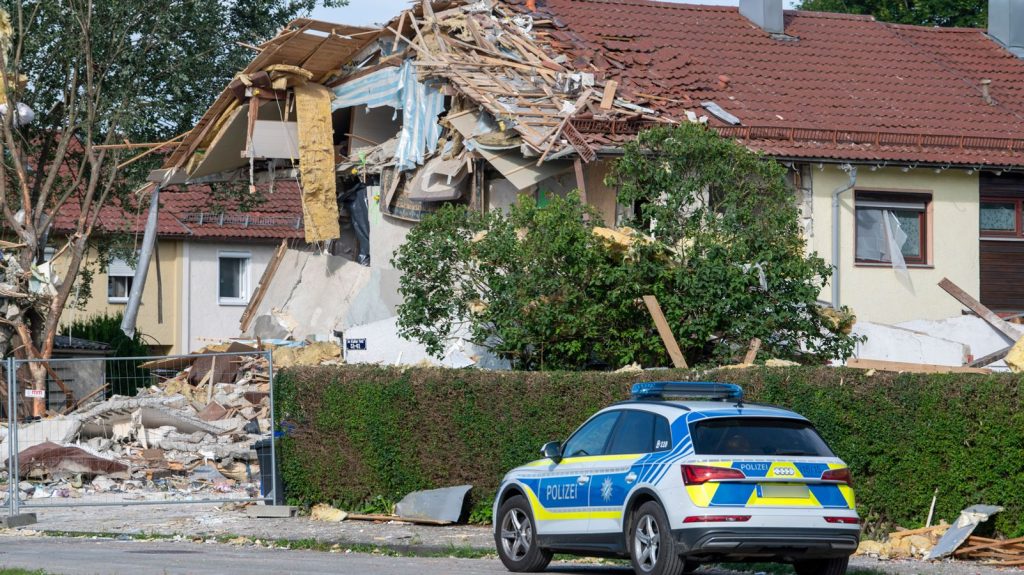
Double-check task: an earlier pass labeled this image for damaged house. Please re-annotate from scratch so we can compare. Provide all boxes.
[54,182,305,354]
[132,0,1024,367]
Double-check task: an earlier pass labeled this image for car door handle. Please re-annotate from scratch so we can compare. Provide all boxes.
[625,472,637,484]
[578,476,590,485]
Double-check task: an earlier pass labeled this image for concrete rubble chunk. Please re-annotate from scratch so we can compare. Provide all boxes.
[394,485,472,524]
[0,419,82,464]
[310,503,348,522]
[77,399,223,438]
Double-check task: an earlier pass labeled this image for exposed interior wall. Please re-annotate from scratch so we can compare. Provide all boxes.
[183,240,277,352]
[348,105,401,155]
[808,164,979,324]
[344,188,415,329]
[59,240,183,354]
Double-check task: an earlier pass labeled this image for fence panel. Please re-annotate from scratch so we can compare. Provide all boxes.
[4,350,275,510]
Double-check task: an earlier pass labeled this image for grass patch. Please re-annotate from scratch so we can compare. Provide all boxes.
[0,569,52,575]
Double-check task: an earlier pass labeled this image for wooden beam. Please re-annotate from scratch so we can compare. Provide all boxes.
[938,277,1021,341]
[240,239,289,332]
[643,295,688,369]
[600,80,618,110]
[573,158,588,205]
[968,345,1011,367]
[845,358,991,375]
[743,338,761,365]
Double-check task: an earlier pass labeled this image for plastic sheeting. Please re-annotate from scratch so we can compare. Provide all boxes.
[331,61,443,172]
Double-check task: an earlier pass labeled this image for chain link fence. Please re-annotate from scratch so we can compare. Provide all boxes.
[2,350,277,513]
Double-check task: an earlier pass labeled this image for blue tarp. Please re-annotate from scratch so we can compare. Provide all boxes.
[331,61,444,172]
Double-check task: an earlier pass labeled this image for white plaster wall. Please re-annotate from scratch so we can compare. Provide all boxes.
[183,240,277,352]
[809,165,979,324]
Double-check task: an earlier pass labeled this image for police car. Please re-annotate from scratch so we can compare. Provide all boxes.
[493,382,858,575]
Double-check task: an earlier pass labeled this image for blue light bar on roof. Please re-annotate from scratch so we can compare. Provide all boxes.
[630,381,743,401]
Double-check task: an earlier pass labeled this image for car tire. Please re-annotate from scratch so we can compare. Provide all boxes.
[495,495,553,572]
[629,501,685,575]
[794,556,849,575]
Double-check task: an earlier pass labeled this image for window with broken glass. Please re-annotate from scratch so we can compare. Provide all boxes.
[107,257,135,303]
[854,192,929,266]
[980,198,1023,238]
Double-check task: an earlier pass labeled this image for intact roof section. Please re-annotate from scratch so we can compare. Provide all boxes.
[51,180,305,240]
[526,0,1024,166]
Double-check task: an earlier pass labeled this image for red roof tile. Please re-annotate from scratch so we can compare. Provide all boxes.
[53,180,305,241]
[529,0,1024,166]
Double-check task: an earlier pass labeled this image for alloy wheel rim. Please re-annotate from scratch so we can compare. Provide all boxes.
[634,513,660,572]
[500,508,532,561]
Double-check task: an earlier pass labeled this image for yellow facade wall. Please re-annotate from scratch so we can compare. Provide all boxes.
[808,165,979,324]
[57,240,183,354]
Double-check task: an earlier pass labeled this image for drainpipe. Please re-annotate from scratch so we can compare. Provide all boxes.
[831,165,857,309]
[121,184,161,338]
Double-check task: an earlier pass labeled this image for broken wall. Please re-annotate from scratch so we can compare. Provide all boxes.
[809,165,979,323]
[243,246,371,342]
[183,240,279,353]
[348,105,400,155]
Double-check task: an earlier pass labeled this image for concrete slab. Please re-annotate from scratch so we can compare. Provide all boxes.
[898,315,1022,370]
[0,419,82,464]
[848,321,968,367]
[342,316,510,369]
[395,485,472,524]
[0,513,37,528]
[246,505,294,519]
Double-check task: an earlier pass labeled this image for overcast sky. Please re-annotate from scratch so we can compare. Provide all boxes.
[311,0,801,28]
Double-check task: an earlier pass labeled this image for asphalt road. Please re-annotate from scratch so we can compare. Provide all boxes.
[0,536,627,575]
[1,536,1020,575]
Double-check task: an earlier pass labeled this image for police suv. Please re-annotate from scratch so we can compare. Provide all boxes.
[493,382,859,575]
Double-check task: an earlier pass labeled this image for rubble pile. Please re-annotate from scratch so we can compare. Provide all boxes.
[856,523,950,559]
[0,344,303,505]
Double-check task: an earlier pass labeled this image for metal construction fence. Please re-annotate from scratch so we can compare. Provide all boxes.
[3,350,277,514]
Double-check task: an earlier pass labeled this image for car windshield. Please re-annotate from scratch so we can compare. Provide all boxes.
[690,417,835,457]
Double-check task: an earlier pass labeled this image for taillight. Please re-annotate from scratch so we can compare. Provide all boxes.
[683,515,751,523]
[825,516,860,525]
[682,464,746,485]
[821,468,853,486]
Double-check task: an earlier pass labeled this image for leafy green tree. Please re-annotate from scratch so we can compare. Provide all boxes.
[0,0,343,414]
[393,124,857,369]
[797,0,985,28]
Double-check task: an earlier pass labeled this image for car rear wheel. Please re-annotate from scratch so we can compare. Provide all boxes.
[495,495,552,572]
[794,556,849,575]
[629,501,685,575]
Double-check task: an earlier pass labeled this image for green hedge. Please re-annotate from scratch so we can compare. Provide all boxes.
[275,365,1024,536]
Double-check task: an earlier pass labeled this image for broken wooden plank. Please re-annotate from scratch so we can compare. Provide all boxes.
[63,383,109,414]
[344,513,452,526]
[240,238,288,333]
[938,277,1021,341]
[600,80,619,110]
[845,358,992,375]
[968,345,1012,367]
[642,295,688,369]
[743,338,762,365]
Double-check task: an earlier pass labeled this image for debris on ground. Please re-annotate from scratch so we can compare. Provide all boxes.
[856,523,950,559]
[310,503,348,522]
[394,485,472,524]
[925,505,1004,561]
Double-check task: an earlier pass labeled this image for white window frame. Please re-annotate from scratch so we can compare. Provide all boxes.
[218,250,251,306]
[107,256,136,304]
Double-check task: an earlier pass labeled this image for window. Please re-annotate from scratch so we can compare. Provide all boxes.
[981,198,1023,237]
[218,251,250,305]
[107,257,135,303]
[562,411,620,458]
[855,192,929,265]
[606,411,673,455]
[691,417,835,457]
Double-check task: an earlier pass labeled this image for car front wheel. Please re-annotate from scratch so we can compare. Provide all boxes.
[629,501,685,575]
[794,556,849,575]
[495,495,553,572]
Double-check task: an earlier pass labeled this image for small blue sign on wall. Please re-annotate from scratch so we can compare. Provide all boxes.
[345,338,367,351]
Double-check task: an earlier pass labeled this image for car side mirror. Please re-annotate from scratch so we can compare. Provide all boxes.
[541,441,563,463]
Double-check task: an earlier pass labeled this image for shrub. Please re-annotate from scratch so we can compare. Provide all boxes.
[276,365,1024,536]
